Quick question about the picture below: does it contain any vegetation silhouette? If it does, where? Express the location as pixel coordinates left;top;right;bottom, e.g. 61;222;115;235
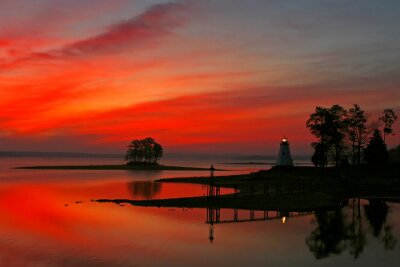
348;104;368;165
307;105;396;167
306;105;348;167
125;137;164;165
379;109;398;144
364;129;388;165
311;142;327;167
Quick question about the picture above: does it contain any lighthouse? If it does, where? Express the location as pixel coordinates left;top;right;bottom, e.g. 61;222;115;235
277;137;293;166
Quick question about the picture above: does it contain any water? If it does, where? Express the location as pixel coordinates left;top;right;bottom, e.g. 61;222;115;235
0;157;399;266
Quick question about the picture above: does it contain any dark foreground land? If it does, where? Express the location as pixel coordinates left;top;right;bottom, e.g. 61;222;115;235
96;164;400;212
16;164;224;171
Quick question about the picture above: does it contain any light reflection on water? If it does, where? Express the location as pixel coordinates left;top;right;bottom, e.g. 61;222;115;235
0;157;399;266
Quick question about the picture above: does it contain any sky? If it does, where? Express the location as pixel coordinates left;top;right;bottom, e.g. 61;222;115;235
0;0;399;155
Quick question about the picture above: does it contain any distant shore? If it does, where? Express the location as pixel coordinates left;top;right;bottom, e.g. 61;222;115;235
15;164;226;171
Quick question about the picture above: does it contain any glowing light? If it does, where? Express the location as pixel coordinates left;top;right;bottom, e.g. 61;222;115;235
281;216;287;224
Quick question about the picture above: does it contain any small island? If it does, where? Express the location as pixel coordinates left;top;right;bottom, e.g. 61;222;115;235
15;164;218;171
16;137;224;171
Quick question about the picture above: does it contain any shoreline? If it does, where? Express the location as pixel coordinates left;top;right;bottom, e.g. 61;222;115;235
95;165;400;211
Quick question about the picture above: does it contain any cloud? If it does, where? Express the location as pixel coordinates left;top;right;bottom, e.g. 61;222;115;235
57;2;186;57
1;0;399;154
0;2;187;69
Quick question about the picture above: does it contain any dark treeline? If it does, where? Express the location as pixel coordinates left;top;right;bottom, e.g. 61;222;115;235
306;105;397;167
125;137;164;165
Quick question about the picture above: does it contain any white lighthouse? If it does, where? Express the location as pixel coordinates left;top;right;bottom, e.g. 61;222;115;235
277;137;293;166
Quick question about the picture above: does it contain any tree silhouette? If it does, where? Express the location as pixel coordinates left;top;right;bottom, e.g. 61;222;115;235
379;109;397;144
306;105;348;167
329;105;348;167
364;129;388;165
307;107;332;167
311;142;327;167
125;137;164;165
348;104;368;165
152;142;164;164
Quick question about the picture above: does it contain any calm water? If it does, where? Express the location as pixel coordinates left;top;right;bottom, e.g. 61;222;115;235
0;157;399;266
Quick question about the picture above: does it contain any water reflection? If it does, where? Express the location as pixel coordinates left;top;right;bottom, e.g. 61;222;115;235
203;198;399;259
112;172;400;262
102;186;399;261
365;200;389;237
306;207;353;259
305;198;397;260
348;199;366;258
128;181;162;199
364;199;397;250
5;157;400;267
206;207;312;244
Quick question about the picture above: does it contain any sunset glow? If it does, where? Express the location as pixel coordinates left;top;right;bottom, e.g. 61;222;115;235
1;0;399;154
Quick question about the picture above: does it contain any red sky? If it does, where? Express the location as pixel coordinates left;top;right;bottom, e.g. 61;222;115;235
0;0;399;155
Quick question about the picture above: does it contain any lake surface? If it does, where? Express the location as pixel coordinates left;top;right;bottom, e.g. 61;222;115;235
0;157;399;266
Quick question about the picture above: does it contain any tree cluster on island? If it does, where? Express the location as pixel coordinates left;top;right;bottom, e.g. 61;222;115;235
125;137;164;165
306;105;397;167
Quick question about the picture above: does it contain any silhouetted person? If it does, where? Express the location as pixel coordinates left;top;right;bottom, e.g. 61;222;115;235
210;164;215;172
